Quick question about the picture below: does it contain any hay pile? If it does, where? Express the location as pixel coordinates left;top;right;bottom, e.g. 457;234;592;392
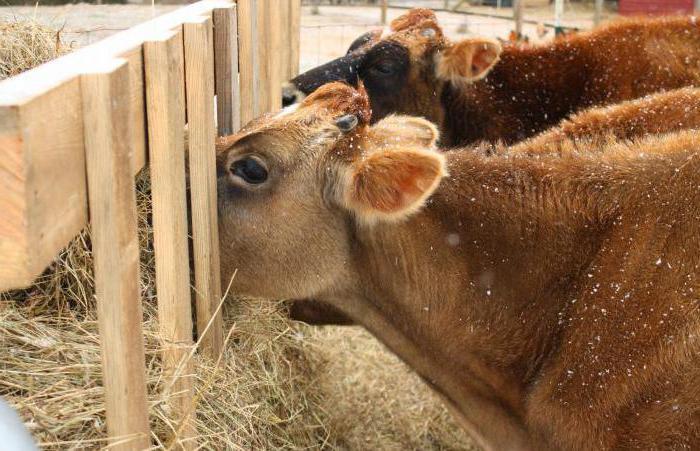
0;17;67;80
0;17;474;450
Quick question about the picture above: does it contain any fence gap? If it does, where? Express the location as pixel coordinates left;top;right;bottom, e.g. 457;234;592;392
144;29;197;449
81;58;151;451
184;15;225;361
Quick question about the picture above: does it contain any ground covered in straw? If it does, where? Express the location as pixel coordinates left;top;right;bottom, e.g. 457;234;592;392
0;17;475;450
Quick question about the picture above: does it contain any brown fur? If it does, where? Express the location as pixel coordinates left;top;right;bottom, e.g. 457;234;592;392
510;87;700;155
289;86;700;327
288;10;700;147
217;83;700;450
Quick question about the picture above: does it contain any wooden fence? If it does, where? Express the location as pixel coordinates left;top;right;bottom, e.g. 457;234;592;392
0;0;301;448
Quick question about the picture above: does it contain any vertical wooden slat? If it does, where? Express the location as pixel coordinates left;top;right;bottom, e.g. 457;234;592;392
213;5;241;136
256;0;282;113
184;16;224;360
254;0;268;115
594;0;604;26
237;0;256;124
143;29;197;450
81;58;150;451
278;0;291;85
381;0;387;25
288;0;301;79
513;0;523;36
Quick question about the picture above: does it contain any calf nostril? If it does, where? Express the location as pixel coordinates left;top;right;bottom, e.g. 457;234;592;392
282;93;297;107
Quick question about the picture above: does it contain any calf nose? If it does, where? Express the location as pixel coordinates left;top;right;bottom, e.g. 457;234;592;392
282;92;297;107
281;82;304;107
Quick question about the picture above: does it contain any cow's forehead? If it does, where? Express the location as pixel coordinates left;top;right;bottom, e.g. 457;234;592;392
230;82;370;141
298;82;372;123
385;21;445;54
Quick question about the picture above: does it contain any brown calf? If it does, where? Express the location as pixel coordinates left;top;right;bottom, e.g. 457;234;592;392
285;9;700;146
217;82;700;450
288;86;700;326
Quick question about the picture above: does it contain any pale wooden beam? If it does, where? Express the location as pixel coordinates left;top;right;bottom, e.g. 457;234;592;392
213;5;241;136
236;0;257;125
288;0;301;79
184;16;225;360
81;58;150;451
143;29;197;449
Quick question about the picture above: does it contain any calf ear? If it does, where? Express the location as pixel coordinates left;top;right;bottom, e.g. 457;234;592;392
436;38;502;83
368;115;440;148
342;146;446;224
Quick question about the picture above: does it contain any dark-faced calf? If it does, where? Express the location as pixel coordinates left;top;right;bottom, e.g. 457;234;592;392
285;9;700;146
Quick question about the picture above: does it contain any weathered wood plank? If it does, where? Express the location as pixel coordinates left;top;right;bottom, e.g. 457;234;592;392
144;29;197;449
184;16;225;360
236;0;256;124
256;0;282;113
278;0;291;84
80;58;150;451
213;5;241;136
288;0;301;79
0;77;86;292
0;0;232;292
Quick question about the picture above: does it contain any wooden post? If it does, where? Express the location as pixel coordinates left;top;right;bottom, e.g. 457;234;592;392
554;0;564;29
143;29;197;450
288;0;301;79
696;0;700;14
381;0;388;25
213;5;241;135
513;0;523;37
236;0;257;125
184;16;225;360
594;0;604;26
278;0;291;87
253;0;281;114
81;58;150;451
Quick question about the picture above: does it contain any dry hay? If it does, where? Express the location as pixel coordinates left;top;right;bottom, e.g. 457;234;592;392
0;17;67;80
0;17;474;450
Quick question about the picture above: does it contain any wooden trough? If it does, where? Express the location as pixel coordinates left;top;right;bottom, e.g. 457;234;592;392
0;0;301;448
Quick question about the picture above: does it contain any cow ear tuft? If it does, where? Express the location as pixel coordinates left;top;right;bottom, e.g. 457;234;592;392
342;147;446;224
436;38;502;83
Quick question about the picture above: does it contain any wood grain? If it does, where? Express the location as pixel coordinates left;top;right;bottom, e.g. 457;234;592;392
288;0;301;79
80;58;150;450
144;29;197;449
236;0;257;125
213;6;241;136
184;16;225;360
0;0;232;292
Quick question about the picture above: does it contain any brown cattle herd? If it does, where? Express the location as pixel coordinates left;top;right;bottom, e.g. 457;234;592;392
216;8;700;451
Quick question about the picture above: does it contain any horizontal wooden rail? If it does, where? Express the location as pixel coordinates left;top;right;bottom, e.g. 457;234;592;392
0;0;231;292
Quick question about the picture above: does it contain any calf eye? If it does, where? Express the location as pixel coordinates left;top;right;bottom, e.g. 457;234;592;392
230;157;268;185
372;63;394;75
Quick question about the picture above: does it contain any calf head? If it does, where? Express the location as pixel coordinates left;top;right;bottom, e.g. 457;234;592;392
217;82;446;301
283;8;502;128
